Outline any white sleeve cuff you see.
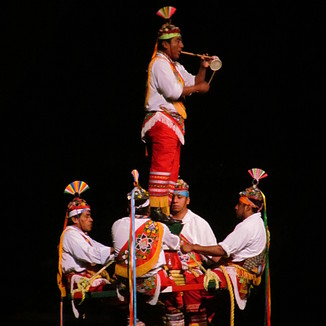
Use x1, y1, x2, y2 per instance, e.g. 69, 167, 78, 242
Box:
219, 242, 230, 257
99, 247, 113, 264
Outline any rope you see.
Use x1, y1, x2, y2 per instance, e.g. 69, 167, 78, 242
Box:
70, 259, 115, 304
220, 266, 235, 326
188, 252, 220, 292
203, 269, 220, 291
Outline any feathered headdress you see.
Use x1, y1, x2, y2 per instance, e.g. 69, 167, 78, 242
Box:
239, 168, 268, 211
63, 181, 90, 229
156, 6, 180, 40
174, 178, 190, 197
151, 6, 181, 59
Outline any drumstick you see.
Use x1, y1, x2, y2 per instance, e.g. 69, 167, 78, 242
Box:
208, 71, 216, 84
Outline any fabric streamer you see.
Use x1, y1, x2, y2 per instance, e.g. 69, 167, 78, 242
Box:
261, 191, 271, 326
129, 170, 139, 326
247, 168, 270, 326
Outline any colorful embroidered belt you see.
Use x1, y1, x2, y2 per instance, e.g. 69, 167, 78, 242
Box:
143, 110, 185, 135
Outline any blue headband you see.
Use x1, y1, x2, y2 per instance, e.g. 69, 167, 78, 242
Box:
174, 190, 189, 198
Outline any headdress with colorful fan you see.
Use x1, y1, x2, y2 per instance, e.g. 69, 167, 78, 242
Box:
127, 170, 150, 213
64, 181, 91, 224
151, 6, 181, 59
239, 168, 268, 211
156, 6, 181, 40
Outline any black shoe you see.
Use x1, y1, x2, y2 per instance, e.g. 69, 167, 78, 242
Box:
150, 207, 181, 225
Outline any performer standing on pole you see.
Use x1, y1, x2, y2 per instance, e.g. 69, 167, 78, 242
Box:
141, 6, 212, 223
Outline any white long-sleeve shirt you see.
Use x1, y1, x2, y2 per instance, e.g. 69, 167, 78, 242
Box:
219, 212, 267, 262
145, 52, 195, 114
61, 225, 113, 274
179, 209, 218, 246
176, 209, 217, 264
111, 216, 180, 277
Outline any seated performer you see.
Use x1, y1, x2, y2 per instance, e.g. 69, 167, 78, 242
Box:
163, 178, 219, 325
180, 169, 270, 326
57, 181, 115, 319
170, 178, 218, 269
111, 170, 182, 325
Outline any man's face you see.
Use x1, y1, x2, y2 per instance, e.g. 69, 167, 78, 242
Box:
73, 210, 93, 233
166, 36, 184, 61
171, 195, 189, 215
235, 200, 248, 220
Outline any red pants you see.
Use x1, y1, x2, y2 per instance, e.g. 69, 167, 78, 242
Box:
147, 121, 181, 212
183, 270, 227, 312
65, 271, 109, 293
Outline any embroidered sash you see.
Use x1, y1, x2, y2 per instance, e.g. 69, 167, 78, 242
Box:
115, 220, 164, 278
227, 248, 268, 300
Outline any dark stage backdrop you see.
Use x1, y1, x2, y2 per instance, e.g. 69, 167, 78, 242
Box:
3, 0, 325, 325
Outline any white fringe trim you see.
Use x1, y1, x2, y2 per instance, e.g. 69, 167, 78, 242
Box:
141, 112, 185, 145
147, 273, 161, 305
116, 286, 126, 302
225, 266, 247, 310
70, 275, 111, 318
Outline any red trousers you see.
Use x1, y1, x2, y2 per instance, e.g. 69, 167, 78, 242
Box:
182, 270, 227, 312
147, 121, 181, 212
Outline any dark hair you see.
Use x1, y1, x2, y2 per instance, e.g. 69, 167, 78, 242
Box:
250, 199, 264, 213
126, 199, 150, 216
67, 215, 79, 226
157, 38, 171, 51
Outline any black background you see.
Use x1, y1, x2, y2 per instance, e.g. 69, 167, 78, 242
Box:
3, 0, 325, 324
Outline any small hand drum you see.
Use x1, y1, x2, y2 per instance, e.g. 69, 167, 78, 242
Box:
209, 57, 222, 71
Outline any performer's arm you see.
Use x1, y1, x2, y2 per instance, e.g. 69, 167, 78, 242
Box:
195, 57, 210, 84
181, 55, 212, 95
155, 58, 210, 97
64, 231, 113, 265
182, 82, 210, 96
181, 243, 227, 258
182, 55, 214, 95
